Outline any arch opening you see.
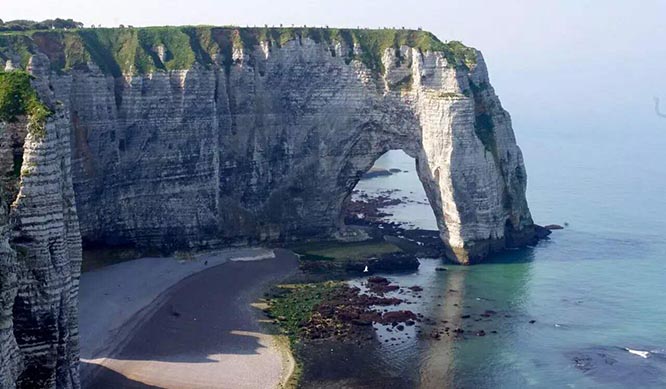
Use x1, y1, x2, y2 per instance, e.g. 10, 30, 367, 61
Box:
343, 149, 437, 230
338, 149, 447, 257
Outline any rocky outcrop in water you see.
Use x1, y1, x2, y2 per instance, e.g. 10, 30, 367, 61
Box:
1, 26, 537, 387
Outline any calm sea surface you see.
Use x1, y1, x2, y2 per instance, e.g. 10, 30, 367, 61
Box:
301, 125, 666, 388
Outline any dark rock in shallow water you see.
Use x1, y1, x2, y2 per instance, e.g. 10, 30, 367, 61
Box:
361, 168, 393, 179
534, 225, 553, 239
351, 318, 373, 326
380, 311, 417, 324
368, 283, 400, 295
367, 276, 389, 284
567, 346, 666, 387
544, 224, 564, 230
369, 252, 420, 273
388, 168, 402, 173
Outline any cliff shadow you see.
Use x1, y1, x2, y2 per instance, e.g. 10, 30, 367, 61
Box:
80, 361, 161, 389
81, 250, 299, 387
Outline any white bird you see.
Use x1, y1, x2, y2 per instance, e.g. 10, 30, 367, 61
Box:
625, 348, 650, 358
363, 265, 369, 273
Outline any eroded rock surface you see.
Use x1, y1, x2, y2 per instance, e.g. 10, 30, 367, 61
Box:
4, 28, 534, 262
1, 27, 537, 388
1, 57, 81, 388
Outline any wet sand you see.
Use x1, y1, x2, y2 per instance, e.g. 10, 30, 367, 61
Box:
80, 249, 298, 388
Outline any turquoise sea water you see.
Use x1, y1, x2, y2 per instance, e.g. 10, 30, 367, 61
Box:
307, 125, 666, 388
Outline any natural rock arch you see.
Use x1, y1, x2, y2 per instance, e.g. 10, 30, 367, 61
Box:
58, 40, 534, 265
0, 28, 540, 388
0, 28, 537, 266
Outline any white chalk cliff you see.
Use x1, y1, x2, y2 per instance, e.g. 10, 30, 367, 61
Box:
0, 27, 538, 388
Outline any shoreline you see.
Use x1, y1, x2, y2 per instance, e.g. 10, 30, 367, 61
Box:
79, 248, 298, 388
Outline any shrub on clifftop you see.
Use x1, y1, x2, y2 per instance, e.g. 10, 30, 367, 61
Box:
0, 71, 51, 137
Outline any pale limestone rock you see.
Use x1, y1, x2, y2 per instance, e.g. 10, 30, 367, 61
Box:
1, 55, 81, 389
39, 37, 534, 264
0, 29, 538, 388
154, 44, 166, 64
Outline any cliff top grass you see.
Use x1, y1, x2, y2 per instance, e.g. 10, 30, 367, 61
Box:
0, 26, 477, 76
0, 70, 51, 136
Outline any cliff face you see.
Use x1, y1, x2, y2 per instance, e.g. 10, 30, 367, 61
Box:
1, 63, 81, 388
1, 26, 535, 388
3, 27, 534, 260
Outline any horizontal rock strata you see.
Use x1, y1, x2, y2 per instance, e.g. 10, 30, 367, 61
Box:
0, 26, 537, 388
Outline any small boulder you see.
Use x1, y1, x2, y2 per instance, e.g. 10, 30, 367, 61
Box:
535, 225, 552, 239
367, 276, 389, 284
351, 318, 373, 326
381, 310, 418, 324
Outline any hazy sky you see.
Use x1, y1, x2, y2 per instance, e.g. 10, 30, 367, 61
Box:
4, 0, 666, 135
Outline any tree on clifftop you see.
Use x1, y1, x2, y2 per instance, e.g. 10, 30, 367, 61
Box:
0, 18, 83, 31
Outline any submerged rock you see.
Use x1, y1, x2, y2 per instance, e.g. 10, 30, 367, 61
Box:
367, 276, 390, 284
567, 346, 666, 386
380, 311, 418, 324
361, 168, 393, 179
534, 225, 553, 239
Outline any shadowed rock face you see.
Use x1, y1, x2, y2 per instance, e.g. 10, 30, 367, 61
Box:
0, 27, 536, 388
0, 107, 81, 387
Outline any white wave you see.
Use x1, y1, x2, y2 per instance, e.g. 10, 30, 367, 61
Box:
625, 347, 650, 358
